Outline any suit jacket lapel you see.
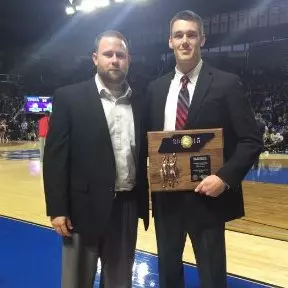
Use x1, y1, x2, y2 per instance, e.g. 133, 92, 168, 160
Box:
86, 78, 114, 150
186, 62, 213, 127
154, 72, 175, 130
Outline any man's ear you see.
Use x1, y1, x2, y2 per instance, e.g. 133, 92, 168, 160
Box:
200, 34, 206, 48
128, 54, 131, 65
92, 52, 98, 67
169, 36, 173, 50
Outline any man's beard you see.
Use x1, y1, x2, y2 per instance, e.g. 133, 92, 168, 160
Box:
98, 67, 127, 85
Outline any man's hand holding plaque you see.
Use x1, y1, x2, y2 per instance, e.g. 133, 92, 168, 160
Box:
195, 175, 226, 197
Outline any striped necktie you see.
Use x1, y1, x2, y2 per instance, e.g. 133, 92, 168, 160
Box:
175, 75, 190, 130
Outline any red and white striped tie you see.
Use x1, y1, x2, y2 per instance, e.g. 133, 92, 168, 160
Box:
175, 75, 190, 130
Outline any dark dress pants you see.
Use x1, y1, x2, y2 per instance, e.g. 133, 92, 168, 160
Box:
154, 192, 227, 288
61, 192, 138, 288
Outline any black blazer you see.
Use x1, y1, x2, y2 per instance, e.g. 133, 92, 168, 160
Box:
146, 62, 263, 224
43, 78, 149, 237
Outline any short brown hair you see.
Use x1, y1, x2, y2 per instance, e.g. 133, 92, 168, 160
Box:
170, 10, 204, 35
94, 30, 129, 52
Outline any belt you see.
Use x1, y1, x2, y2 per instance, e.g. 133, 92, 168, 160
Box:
113, 188, 136, 199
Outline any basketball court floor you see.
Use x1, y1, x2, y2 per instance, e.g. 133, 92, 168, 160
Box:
0, 142, 287, 288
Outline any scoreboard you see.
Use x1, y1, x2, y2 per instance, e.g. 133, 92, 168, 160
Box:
24, 96, 53, 114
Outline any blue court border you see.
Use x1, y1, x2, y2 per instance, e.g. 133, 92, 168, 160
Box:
0, 215, 281, 288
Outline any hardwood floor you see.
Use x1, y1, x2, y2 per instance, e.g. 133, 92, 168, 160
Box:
0, 142, 288, 287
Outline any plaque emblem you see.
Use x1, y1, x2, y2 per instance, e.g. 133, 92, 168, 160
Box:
160, 153, 179, 188
181, 135, 193, 148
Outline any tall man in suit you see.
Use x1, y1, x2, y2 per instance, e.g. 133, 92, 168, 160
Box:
43, 30, 149, 288
146, 11, 263, 288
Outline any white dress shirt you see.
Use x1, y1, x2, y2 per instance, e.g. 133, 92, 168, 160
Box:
95, 74, 136, 191
164, 59, 203, 131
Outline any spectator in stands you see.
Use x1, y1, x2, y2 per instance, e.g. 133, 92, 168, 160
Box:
254, 114, 266, 168
38, 111, 50, 162
0, 119, 7, 144
28, 120, 37, 141
20, 119, 28, 140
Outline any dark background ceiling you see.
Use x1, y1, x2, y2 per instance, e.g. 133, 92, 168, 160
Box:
0, 0, 271, 49
0, 0, 285, 90
0, 0, 283, 78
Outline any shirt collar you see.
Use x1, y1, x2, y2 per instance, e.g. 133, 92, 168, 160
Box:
95, 73, 132, 100
174, 59, 203, 84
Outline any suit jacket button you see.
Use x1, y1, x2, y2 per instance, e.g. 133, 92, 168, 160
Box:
110, 188, 116, 199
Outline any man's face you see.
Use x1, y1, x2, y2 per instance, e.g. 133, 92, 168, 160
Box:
92, 36, 129, 85
169, 19, 205, 65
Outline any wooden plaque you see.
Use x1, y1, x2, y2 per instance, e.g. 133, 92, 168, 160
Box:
148, 128, 223, 192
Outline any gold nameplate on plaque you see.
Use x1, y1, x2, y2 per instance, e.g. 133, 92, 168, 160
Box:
147, 129, 224, 192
